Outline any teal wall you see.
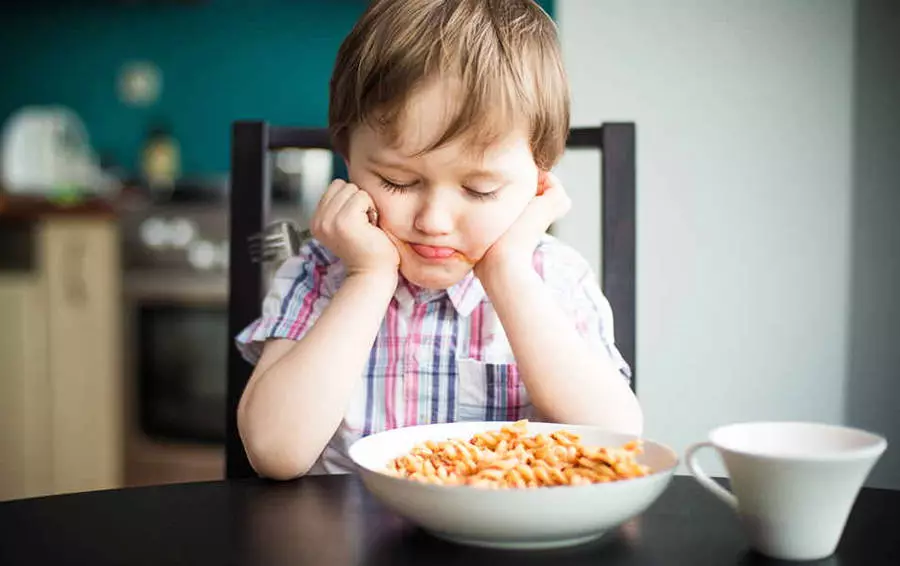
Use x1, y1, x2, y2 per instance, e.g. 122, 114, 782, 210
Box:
0, 1, 554, 177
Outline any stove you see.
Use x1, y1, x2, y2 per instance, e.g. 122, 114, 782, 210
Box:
118, 181, 304, 486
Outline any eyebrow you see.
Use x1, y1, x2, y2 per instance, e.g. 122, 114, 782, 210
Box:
463, 169, 508, 183
367, 155, 417, 174
368, 155, 508, 184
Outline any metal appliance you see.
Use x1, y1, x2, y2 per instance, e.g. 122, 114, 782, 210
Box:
0, 105, 116, 195
120, 181, 304, 486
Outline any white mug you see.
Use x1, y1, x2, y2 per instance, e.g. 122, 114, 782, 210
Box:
685, 421, 887, 561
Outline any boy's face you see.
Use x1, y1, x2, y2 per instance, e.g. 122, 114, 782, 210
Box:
346, 81, 539, 290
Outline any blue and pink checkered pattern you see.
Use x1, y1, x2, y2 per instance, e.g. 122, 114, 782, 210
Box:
236, 235, 630, 474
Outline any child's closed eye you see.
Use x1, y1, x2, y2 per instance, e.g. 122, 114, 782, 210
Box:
462, 187, 499, 201
379, 175, 498, 202
378, 176, 418, 193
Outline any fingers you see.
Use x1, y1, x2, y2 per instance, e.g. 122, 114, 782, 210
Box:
308, 179, 398, 272
341, 188, 376, 216
317, 178, 348, 211
313, 181, 357, 231
312, 180, 380, 242
537, 171, 549, 196
533, 171, 571, 225
337, 189, 378, 232
325, 181, 360, 217
313, 180, 349, 239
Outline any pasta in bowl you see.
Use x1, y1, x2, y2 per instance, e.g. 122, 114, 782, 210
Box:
348, 420, 678, 549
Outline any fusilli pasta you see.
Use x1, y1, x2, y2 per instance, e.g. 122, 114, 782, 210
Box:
385, 420, 651, 488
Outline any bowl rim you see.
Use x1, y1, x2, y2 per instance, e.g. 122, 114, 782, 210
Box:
347, 420, 681, 492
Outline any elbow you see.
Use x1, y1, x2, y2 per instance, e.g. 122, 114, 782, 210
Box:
538, 402, 644, 437
582, 408, 643, 438
600, 367, 644, 437
250, 453, 314, 482
607, 387, 644, 437
237, 399, 316, 481
239, 426, 317, 481
543, 384, 644, 437
618, 402, 644, 437
594, 410, 645, 438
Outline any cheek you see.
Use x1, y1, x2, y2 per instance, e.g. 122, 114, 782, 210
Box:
469, 184, 535, 249
370, 193, 405, 233
463, 200, 528, 253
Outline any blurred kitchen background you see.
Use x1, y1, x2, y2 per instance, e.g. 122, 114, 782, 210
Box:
0, 0, 897, 503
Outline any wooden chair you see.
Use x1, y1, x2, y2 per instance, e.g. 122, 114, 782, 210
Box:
226, 121, 636, 479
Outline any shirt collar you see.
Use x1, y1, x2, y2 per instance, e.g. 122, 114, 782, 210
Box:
394, 270, 486, 318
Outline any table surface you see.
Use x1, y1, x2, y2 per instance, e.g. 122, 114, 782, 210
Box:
0, 475, 897, 566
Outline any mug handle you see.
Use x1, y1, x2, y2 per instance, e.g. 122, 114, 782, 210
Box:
684, 441, 738, 510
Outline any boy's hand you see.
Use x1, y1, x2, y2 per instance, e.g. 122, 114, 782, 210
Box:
474, 171, 571, 282
311, 179, 400, 279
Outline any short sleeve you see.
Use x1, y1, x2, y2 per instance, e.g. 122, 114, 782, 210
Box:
234, 240, 338, 365
535, 236, 632, 383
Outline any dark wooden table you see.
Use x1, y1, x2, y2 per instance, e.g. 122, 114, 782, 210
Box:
0, 475, 897, 566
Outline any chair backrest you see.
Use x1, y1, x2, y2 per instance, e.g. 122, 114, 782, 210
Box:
226, 121, 635, 479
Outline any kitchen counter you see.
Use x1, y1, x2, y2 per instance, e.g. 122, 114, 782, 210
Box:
0, 201, 123, 502
0, 192, 117, 220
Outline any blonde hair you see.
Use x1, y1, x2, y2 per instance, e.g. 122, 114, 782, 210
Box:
329, 0, 570, 171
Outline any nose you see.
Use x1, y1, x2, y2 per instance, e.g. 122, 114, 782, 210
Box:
413, 193, 454, 236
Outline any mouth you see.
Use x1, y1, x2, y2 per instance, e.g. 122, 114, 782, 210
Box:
409, 243, 460, 261
384, 231, 477, 266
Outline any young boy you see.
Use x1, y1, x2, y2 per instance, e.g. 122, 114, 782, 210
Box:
235, 0, 642, 480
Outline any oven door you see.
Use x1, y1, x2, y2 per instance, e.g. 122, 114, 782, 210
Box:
126, 273, 228, 444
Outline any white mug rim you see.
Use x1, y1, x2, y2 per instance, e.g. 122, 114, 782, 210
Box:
707, 420, 887, 463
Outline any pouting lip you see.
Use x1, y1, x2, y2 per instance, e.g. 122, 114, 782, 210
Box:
405, 241, 460, 257
398, 240, 476, 265
409, 244, 457, 258
405, 241, 459, 251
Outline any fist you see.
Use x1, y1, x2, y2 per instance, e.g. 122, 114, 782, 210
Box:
475, 171, 571, 279
310, 180, 400, 278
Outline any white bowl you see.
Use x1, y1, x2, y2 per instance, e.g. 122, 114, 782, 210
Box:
348, 421, 679, 549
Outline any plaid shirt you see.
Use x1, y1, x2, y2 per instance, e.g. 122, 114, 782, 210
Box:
236, 235, 631, 474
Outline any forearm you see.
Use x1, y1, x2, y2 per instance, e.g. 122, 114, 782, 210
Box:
480, 267, 643, 435
237, 272, 396, 479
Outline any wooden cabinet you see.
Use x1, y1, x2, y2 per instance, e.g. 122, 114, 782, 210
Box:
0, 274, 52, 500
0, 217, 122, 501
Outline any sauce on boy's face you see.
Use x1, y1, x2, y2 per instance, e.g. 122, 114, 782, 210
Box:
346, 80, 540, 290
